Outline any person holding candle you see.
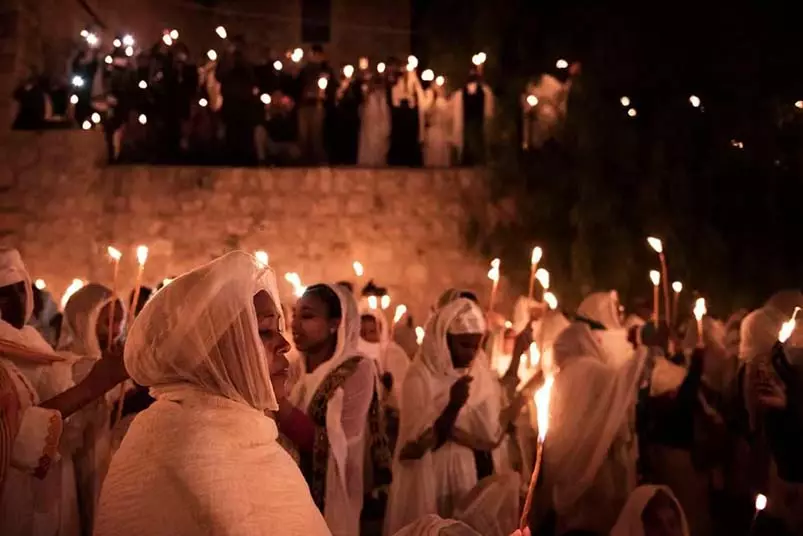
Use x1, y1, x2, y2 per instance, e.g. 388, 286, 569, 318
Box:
385, 297, 527, 534
95, 251, 330, 536
610, 485, 690, 536
275, 283, 390, 536
0, 249, 128, 536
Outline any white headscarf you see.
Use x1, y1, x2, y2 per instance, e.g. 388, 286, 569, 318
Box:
393, 515, 479, 536
610, 485, 690, 536
535, 310, 571, 374
740, 290, 803, 362
546, 322, 645, 522
0, 248, 33, 324
124, 251, 283, 412
59, 283, 126, 359
577, 291, 623, 329
290, 284, 363, 411
358, 307, 389, 369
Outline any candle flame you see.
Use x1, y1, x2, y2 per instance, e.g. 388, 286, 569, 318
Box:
531, 246, 543, 265
381, 295, 391, 310
778, 306, 801, 343
34, 279, 46, 290
488, 258, 501, 282
284, 272, 306, 298
215, 26, 227, 39
529, 342, 540, 367
504, 320, 513, 329
254, 250, 269, 268
136, 245, 149, 266
415, 326, 425, 345
650, 270, 660, 286
693, 298, 707, 321
368, 296, 378, 310
534, 375, 554, 441
535, 268, 550, 290
61, 278, 85, 309
353, 261, 364, 277
755, 493, 767, 511
647, 236, 664, 254
107, 246, 122, 261
544, 292, 558, 310
672, 281, 682, 293
393, 305, 407, 324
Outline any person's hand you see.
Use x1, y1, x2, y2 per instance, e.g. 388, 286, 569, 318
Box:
87, 340, 128, 390
448, 376, 473, 409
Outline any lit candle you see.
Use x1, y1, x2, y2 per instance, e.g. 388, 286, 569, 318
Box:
61, 279, 85, 309
647, 237, 672, 325
129, 245, 149, 319
519, 375, 553, 530
650, 270, 661, 327
778, 307, 801, 343
393, 304, 407, 325
254, 250, 269, 268
34, 279, 46, 290
415, 326, 425, 345
106, 246, 122, 351
215, 26, 227, 39
543, 292, 558, 310
353, 261, 364, 277
693, 298, 706, 348
284, 272, 306, 298
528, 342, 540, 368
488, 258, 501, 312
535, 268, 550, 291
672, 281, 682, 324
380, 295, 391, 310
527, 247, 543, 300
368, 296, 378, 310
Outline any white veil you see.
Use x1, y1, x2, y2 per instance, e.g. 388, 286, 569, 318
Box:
124, 251, 284, 412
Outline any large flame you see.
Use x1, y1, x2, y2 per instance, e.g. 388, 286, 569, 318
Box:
779, 306, 801, 343
647, 236, 663, 254
534, 375, 554, 442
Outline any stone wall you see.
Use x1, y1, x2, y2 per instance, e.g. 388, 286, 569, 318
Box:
0, 130, 503, 320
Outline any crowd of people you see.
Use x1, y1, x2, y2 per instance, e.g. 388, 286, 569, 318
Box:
12, 31, 499, 167
2, 243, 803, 536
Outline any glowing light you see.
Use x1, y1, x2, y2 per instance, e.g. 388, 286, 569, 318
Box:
620, 96, 631, 107
435, 75, 445, 87
91, 112, 101, 124
529, 342, 540, 367
407, 55, 419, 70
34, 279, 46, 290
291, 48, 303, 63
318, 77, 328, 90
343, 64, 354, 78
755, 494, 767, 512
368, 296, 378, 310
556, 59, 569, 69
353, 261, 364, 277
377, 62, 386, 74
107, 246, 122, 261
273, 60, 282, 71
162, 34, 173, 46
488, 258, 501, 282
86, 33, 99, 47
207, 49, 218, 61
260, 93, 271, 105
138, 80, 147, 89
672, 281, 683, 293
544, 292, 558, 310
779, 307, 801, 343
647, 236, 663, 254
71, 76, 84, 88
125, 46, 134, 57
535, 268, 550, 290
693, 298, 707, 322
215, 26, 227, 39
421, 69, 434, 82
796, 101, 803, 109
689, 95, 701, 108
161, 278, 174, 287
475, 52, 487, 65
534, 375, 554, 441
70, 95, 79, 105
81, 120, 92, 130
113, 38, 122, 48
415, 326, 425, 344
104, 55, 113, 65
254, 250, 269, 268
169, 29, 179, 40
531, 247, 543, 266
80, 30, 89, 38
359, 57, 369, 70
61, 279, 85, 309
199, 97, 208, 107
650, 270, 661, 286
504, 320, 513, 329
122, 35, 135, 47
381, 295, 391, 310
526, 95, 538, 107
136, 245, 149, 266
138, 114, 147, 125
284, 272, 306, 298
627, 108, 637, 117
731, 139, 744, 149
393, 305, 407, 324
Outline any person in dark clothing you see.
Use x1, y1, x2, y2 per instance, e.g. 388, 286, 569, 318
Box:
455, 65, 492, 166
296, 44, 332, 164
328, 68, 362, 165
387, 60, 423, 167
12, 74, 48, 130
216, 36, 259, 165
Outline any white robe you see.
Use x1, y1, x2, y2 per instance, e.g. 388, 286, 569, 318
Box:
358, 89, 391, 167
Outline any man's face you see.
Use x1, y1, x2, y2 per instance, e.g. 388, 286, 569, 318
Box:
0, 282, 27, 329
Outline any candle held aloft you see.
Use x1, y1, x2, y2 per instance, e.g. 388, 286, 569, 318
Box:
393, 305, 407, 324
520, 375, 553, 530
527, 246, 543, 299
254, 251, 269, 268
543, 292, 558, 310
650, 270, 660, 327
693, 298, 706, 348
487, 259, 501, 312
415, 326, 425, 345
353, 261, 364, 277
380, 295, 391, 310
778, 307, 801, 343
368, 296, 378, 310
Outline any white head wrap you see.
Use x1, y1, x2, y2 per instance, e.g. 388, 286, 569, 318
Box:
419, 298, 486, 377
393, 515, 479, 536
0, 248, 33, 323
447, 302, 487, 336
610, 485, 690, 536
577, 291, 623, 330
124, 251, 284, 411
58, 283, 126, 358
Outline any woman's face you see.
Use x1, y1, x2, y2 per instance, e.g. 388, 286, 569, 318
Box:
254, 291, 291, 401
642, 492, 685, 536
447, 333, 483, 369
96, 300, 125, 349
360, 315, 381, 343
291, 292, 339, 354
